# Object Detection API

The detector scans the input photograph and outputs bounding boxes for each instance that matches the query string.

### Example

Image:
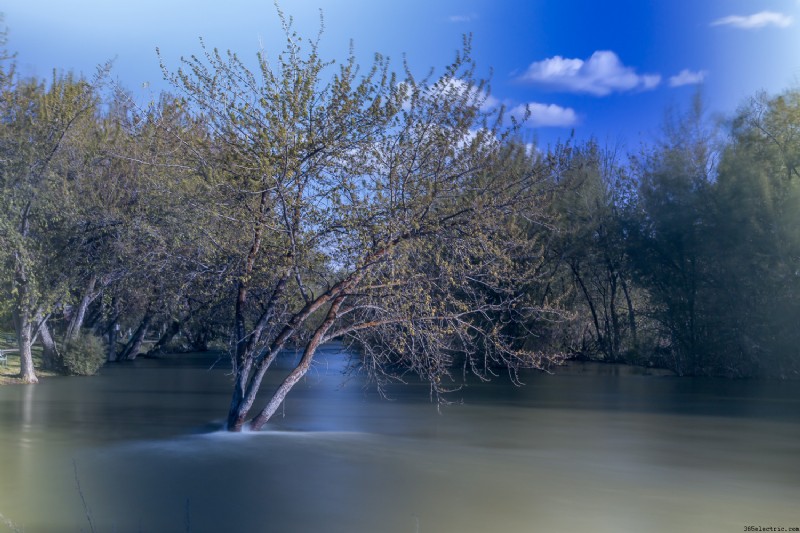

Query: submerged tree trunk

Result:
[119,313,153,361]
[225,276,350,432]
[146,319,181,357]
[247,297,344,431]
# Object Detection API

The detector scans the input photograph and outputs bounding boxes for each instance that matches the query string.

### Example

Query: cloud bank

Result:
[434,78,500,111]
[711,11,793,29]
[509,103,578,127]
[519,51,661,96]
[669,69,707,87]
[449,13,478,23]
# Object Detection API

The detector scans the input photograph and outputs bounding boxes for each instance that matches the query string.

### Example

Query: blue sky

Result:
[3,0,800,149]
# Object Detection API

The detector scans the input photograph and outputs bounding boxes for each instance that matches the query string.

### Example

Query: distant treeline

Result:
[1,24,798,390]
[528,92,800,379]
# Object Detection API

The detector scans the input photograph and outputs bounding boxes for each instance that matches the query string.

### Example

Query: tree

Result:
[88,92,221,362]
[626,95,720,375]
[708,89,800,377]
[0,67,101,382]
[545,140,640,362]
[160,13,560,431]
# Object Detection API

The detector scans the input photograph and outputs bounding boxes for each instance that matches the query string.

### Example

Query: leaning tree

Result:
[0,66,104,382]
[161,12,562,431]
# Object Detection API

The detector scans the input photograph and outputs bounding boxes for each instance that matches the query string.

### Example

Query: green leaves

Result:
[622,89,800,377]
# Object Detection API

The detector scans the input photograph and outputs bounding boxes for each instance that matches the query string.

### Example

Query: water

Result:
[0,345,799,532]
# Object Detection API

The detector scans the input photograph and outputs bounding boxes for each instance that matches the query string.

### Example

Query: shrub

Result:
[63,334,106,376]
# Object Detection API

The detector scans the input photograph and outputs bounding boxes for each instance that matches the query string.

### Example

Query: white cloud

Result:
[435,78,500,111]
[509,103,578,127]
[524,143,540,157]
[397,78,500,115]
[711,11,793,29]
[519,51,661,96]
[669,69,708,87]
[449,13,478,23]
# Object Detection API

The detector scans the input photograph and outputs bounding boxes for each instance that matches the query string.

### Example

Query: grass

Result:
[0,332,59,385]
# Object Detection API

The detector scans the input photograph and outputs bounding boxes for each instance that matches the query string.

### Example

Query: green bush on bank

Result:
[62,334,106,376]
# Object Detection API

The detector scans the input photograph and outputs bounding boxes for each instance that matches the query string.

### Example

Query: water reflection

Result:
[0,346,798,532]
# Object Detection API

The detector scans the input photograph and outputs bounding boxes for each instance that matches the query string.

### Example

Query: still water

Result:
[0,345,799,532]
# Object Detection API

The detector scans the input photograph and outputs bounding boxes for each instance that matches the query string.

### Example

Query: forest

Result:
[1,17,799,431]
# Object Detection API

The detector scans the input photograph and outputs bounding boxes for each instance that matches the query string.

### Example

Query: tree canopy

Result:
[1,12,798,425]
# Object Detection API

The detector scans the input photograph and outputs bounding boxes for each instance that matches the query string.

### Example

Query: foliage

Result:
[1,8,798,415]
[62,333,106,375]
[0,61,103,382]
[707,90,800,377]
[625,90,800,377]
[543,140,641,362]
[625,96,720,374]
[155,12,565,430]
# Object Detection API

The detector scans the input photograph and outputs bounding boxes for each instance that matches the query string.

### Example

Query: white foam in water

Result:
[104,425,376,457]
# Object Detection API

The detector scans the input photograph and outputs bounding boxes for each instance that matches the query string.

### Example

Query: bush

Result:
[62,334,106,376]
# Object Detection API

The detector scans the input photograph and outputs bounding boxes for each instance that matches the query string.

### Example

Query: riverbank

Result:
[555,359,676,377]
[0,349,58,384]
[0,368,58,385]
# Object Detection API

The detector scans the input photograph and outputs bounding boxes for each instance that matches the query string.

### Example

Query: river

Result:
[0,344,798,532]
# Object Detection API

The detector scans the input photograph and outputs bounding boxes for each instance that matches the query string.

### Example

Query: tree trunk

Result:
[119,313,153,361]
[226,271,362,432]
[246,297,344,431]
[11,220,38,383]
[225,294,330,431]
[146,319,181,357]
[106,297,120,362]
[38,316,61,371]
[13,309,38,384]
[619,276,638,353]
[107,321,118,362]
[65,275,97,342]
[227,362,253,432]
[183,325,212,352]
[226,275,291,431]
[608,270,621,362]
[570,261,605,357]
[84,298,105,334]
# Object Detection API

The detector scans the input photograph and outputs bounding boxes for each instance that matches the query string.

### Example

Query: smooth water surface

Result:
[1,346,799,532]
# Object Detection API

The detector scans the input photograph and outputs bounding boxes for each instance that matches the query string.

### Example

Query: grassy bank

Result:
[0,336,58,385]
